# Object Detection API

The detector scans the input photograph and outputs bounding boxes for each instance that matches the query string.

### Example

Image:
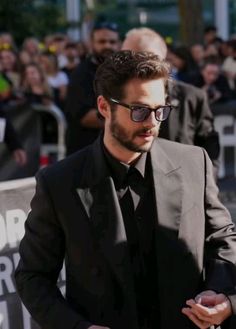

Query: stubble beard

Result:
[110,113,159,153]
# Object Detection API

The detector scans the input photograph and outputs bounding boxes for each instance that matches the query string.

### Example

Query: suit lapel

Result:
[151,139,183,235]
[90,177,131,283]
[75,137,129,286]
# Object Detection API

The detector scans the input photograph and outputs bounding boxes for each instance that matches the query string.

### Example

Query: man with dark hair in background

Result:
[65,22,120,154]
[16,50,236,329]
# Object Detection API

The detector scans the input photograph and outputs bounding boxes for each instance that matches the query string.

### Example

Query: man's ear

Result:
[97,95,110,119]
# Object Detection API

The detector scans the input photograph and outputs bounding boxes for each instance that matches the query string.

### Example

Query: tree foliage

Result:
[178,0,204,45]
[0,0,65,45]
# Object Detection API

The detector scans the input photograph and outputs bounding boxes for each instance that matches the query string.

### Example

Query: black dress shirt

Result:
[103,145,159,329]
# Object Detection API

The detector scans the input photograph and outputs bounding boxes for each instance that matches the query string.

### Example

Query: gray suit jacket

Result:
[160,80,220,161]
[15,137,236,329]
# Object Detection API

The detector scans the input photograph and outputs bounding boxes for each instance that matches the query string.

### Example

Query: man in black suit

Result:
[122,28,220,171]
[15,51,236,329]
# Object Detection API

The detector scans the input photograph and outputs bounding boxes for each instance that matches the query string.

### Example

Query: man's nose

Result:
[143,111,157,128]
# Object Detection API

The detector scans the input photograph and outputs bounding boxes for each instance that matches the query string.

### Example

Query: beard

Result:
[94,49,115,63]
[110,111,159,153]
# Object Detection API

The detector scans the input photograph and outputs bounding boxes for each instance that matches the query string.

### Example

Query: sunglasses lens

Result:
[155,106,171,121]
[131,107,149,122]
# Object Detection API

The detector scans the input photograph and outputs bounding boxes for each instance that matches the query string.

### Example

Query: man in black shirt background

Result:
[65,22,120,154]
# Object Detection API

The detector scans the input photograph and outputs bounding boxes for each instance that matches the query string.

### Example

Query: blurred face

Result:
[92,29,120,58]
[191,44,205,63]
[52,39,66,54]
[204,44,218,57]
[39,55,56,74]
[25,65,42,85]
[19,51,31,65]
[65,47,78,61]
[204,31,216,44]
[24,39,39,55]
[0,50,16,71]
[167,51,184,70]
[99,78,165,161]
[201,64,219,85]
[0,33,13,46]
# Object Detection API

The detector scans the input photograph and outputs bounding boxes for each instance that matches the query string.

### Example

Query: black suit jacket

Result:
[15,137,236,329]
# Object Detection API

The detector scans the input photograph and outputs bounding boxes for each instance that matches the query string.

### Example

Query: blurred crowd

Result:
[168,26,236,106]
[0,32,87,111]
[1,23,236,176]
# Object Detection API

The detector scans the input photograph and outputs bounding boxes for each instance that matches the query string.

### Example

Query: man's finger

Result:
[186,306,214,324]
[187,300,218,316]
[182,308,211,329]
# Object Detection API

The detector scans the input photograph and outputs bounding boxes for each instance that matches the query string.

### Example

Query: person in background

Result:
[0,48,20,91]
[22,37,41,63]
[0,90,27,166]
[204,43,220,59]
[65,21,120,154]
[192,57,233,105]
[20,61,57,144]
[190,43,205,68]
[20,62,52,105]
[62,42,80,80]
[0,32,17,51]
[167,45,198,82]
[15,50,236,329]
[39,51,68,110]
[47,34,69,69]
[76,41,88,61]
[204,25,222,48]
[18,50,32,68]
[222,39,236,91]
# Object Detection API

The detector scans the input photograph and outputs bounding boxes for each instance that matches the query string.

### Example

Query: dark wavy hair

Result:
[94,50,170,101]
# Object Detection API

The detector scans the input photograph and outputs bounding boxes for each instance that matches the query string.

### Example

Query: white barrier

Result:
[0,177,65,329]
[214,115,236,178]
[0,177,37,329]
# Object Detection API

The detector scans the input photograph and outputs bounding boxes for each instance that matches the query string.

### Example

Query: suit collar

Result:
[150,139,183,233]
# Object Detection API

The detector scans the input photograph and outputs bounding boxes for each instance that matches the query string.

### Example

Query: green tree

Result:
[0,0,65,45]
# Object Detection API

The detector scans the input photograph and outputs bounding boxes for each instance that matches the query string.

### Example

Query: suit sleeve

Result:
[15,170,89,329]
[203,149,236,314]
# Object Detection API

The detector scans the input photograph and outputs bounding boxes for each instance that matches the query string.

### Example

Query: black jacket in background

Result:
[65,55,101,154]
[0,107,22,151]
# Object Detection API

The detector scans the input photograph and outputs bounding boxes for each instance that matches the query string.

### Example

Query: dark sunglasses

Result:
[109,98,172,123]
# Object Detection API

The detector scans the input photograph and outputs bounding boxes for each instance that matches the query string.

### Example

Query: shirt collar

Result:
[102,143,147,187]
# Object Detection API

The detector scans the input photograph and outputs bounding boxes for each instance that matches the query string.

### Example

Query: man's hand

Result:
[13,149,27,166]
[182,290,232,329]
